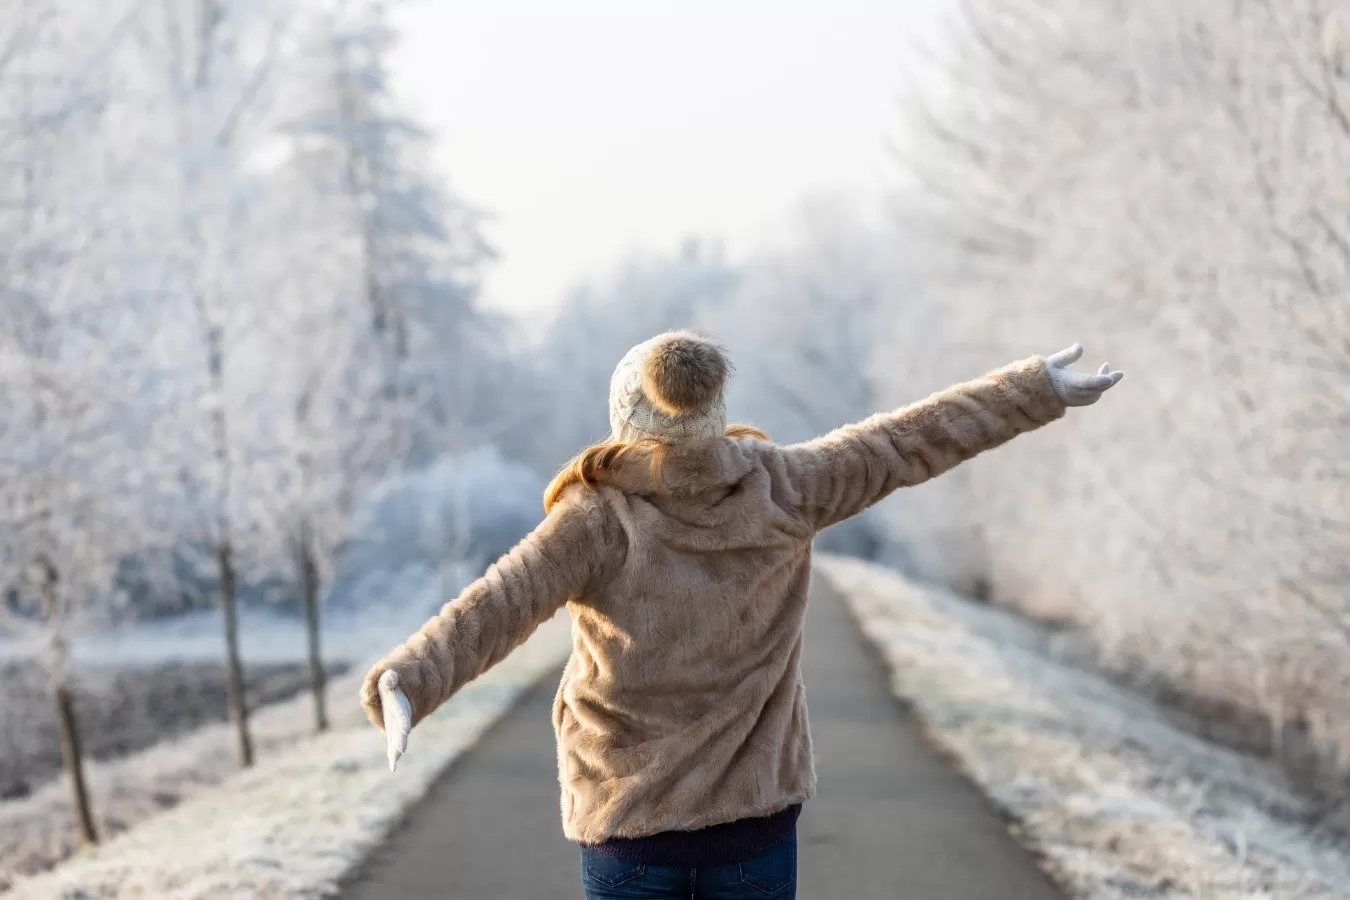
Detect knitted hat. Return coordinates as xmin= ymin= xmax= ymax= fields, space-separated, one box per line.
xmin=608 ymin=330 xmax=730 ymax=443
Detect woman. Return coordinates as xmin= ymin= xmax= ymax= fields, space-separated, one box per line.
xmin=361 ymin=331 xmax=1122 ymax=899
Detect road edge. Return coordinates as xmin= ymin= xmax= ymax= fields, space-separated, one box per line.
xmin=816 ymin=553 xmax=1350 ymax=900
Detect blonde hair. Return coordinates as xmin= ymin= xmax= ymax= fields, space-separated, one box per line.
xmin=543 ymin=424 xmax=770 ymax=513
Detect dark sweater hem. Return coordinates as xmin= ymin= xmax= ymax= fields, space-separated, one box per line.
xmin=578 ymin=804 xmax=802 ymax=868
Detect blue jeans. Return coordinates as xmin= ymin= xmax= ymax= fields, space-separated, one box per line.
xmin=580 ymin=833 xmax=796 ymax=899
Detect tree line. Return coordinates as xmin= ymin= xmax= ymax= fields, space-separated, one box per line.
xmin=0 ymin=0 xmax=505 ymax=845
xmin=883 ymin=0 xmax=1350 ymax=807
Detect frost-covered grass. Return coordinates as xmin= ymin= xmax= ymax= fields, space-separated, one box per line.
xmin=0 ymin=565 xmax=463 ymax=888
xmin=817 ymin=554 xmax=1350 ymax=900
xmin=2 ymin=611 xmax=571 ymax=900
xmin=18 ymin=553 xmax=1343 ymax=900
xmin=0 ymin=660 xmax=341 ymax=804
xmin=0 ymin=659 xmax=356 ymax=891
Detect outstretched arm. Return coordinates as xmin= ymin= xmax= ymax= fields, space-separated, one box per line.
xmin=779 ymin=344 xmax=1121 ymax=531
xmin=361 ymin=494 xmax=613 ymax=768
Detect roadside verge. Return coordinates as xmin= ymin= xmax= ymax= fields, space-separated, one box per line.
xmin=3 ymin=613 xmax=572 ymax=900
xmin=817 ymin=554 xmax=1350 ymax=899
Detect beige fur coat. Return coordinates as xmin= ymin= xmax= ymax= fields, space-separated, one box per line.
xmin=360 ymin=355 xmax=1067 ymax=844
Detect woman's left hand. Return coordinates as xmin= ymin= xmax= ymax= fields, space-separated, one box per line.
xmin=1045 ymin=344 xmax=1124 ymax=406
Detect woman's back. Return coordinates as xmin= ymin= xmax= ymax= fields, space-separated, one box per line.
xmin=360 ymin=330 xmax=1122 ymax=899
xmin=554 ymin=434 xmax=820 ymax=844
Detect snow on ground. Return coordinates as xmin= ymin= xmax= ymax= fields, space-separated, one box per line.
xmin=816 ymin=554 xmax=1350 ymax=899
xmin=0 ymin=569 xmax=458 ymax=890
xmin=1 ymin=659 xmax=344 ymax=803
xmin=15 ymin=552 xmax=1346 ymax=899
xmin=2 ymin=611 xmax=572 ymax=900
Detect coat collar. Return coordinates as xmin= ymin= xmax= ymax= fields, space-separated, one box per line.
xmin=592 ymin=436 xmax=759 ymax=498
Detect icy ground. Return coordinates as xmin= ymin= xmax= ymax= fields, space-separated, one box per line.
xmin=1 ymin=611 xmax=572 ymax=899
xmin=0 ymin=659 xmax=344 ymax=802
xmin=818 ymin=554 xmax=1350 ymax=899
xmin=10 ymin=555 xmax=1349 ymax=899
xmin=0 ymin=565 xmax=463 ymax=889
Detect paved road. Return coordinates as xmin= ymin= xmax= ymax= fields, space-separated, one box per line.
xmin=344 ymin=576 xmax=1063 ymax=899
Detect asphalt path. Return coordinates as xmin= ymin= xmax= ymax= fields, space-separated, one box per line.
xmin=344 ymin=575 xmax=1063 ymax=899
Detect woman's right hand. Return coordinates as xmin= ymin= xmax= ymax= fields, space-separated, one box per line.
xmin=361 ymin=665 xmax=414 ymax=772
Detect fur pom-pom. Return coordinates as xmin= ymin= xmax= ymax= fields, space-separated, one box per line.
xmin=641 ymin=331 xmax=730 ymax=416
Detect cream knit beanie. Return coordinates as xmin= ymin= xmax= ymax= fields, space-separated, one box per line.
xmin=608 ymin=330 xmax=730 ymax=443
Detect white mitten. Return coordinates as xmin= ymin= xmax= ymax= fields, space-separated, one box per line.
xmin=1045 ymin=344 xmax=1123 ymax=407
xmin=378 ymin=669 xmax=414 ymax=772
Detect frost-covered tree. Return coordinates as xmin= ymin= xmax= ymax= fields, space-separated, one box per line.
xmin=297 ymin=0 xmax=498 ymax=469
xmin=0 ymin=0 xmax=165 ymax=844
xmin=241 ymin=0 xmax=499 ymax=729
xmin=246 ymin=163 xmax=389 ymax=731
xmin=898 ymin=0 xmax=1350 ymax=796
xmin=124 ymin=0 xmax=302 ymax=769
xmin=0 ymin=0 xmax=503 ymax=810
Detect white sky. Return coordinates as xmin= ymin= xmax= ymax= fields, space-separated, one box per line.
xmin=389 ymin=1 xmax=945 ymax=317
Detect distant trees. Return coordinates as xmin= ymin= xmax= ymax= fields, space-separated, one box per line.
xmin=296 ymin=0 xmax=497 ymax=468
xmin=513 ymin=238 xmax=740 ymax=473
xmin=704 ymin=195 xmax=903 ymax=557
xmin=706 ymin=195 xmax=891 ymax=443
xmin=520 ymin=201 xmax=900 ymax=557
xmin=891 ymin=0 xmax=1350 ymax=794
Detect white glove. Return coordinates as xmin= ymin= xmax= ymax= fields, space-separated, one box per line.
xmin=1045 ymin=344 xmax=1123 ymax=407
xmin=378 ymin=669 xmax=414 ymax=772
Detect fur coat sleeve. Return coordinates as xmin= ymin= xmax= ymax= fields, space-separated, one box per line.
xmin=360 ymin=492 xmax=612 ymax=729
xmin=778 ymin=355 xmax=1067 ymax=531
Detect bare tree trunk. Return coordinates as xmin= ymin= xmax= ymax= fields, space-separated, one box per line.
xmin=195 ymin=300 xmax=253 ymax=768
xmin=53 ymin=683 xmax=98 ymax=845
xmin=298 ymin=517 xmax=327 ymax=732
xmin=217 ymin=539 xmax=253 ymax=767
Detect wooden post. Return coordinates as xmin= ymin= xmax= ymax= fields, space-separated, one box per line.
xmin=53 ymin=684 xmax=98 ymax=845
xmin=299 ymin=520 xmax=327 ymax=732
xmin=218 ymin=540 xmax=254 ymax=767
